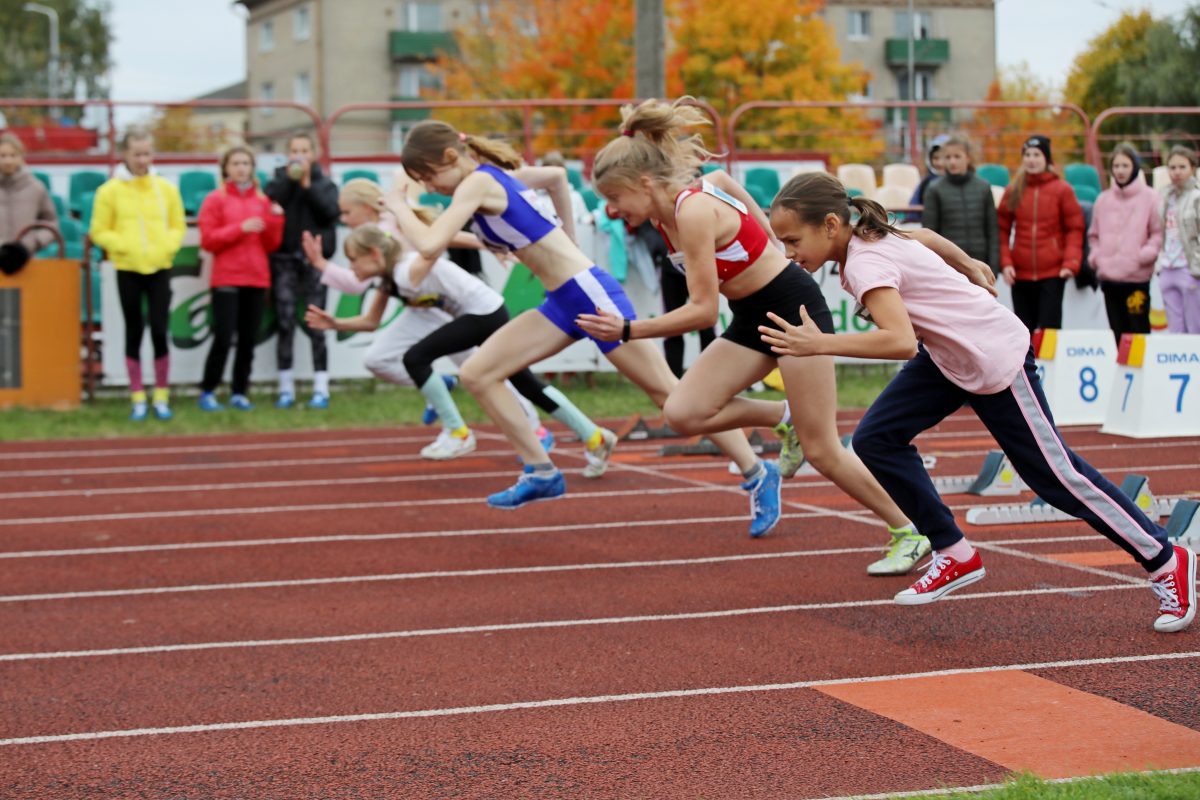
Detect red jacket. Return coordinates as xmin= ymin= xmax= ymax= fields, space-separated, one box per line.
xmin=997 ymin=171 xmax=1085 ymax=281
xmin=198 ymin=183 xmax=285 ymax=288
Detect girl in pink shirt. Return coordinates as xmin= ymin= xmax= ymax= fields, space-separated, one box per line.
xmin=760 ymin=172 xmax=1193 ymax=633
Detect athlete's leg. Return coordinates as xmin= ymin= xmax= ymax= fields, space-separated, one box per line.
xmin=661 ymin=339 xmax=785 ymax=435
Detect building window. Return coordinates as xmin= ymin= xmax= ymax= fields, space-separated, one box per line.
xmin=259 ymin=19 xmax=274 ymax=53
xmin=260 ymin=81 xmax=275 ymax=116
xmin=847 ymin=10 xmax=871 ymax=40
xmin=294 ymin=4 xmax=312 ymax=41
xmin=294 ymin=71 xmax=311 ymax=105
xmin=396 ymin=64 xmax=440 ymax=98
xmin=895 ymin=10 xmax=933 ymax=39
xmin=897 ymin=70 xmax=934 ymax=101
xmin=402 ymin=1 xmax=443 ymax=32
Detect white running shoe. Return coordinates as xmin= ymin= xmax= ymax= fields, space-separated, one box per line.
xmin=420 ymin=429 xmax=477 ymax=460
xmin=581 ymin=428 xmax=618 ymax=478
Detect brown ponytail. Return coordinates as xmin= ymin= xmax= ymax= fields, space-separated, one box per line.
xmin=772 ymin=172 xmax=907 ymax=242
xmin=400 ymin=120 xmax=522 ymax=180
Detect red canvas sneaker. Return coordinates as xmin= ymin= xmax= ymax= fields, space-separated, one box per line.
xmin=1152 ymin=545 xmax=1196 ymax=633
xmin=894 ymin=550 xmax=986 ymax=606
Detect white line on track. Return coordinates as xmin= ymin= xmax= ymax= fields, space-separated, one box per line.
xmin=974 ymin=540 xmax=1146 ymax=585
xmin=3 ymin=649 xmax=1195 ymax=746
xmin=0 ymin=583 xmax=1138 ymax=663
xmin=0 ymin=434 xmax=439 ymax=461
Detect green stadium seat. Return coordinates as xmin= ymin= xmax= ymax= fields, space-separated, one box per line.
xmin=847 ymin=187 xmax=864 ymax=198
xmin=700 ymin=163 xmax=722 ymax=175
xmin=1064 ymin=163 xmax=1102 ymax=192
xmin=419 ymin=191 xmax=453 ymax=210
xmin=179 ymin=170 xmax=218 ymax=216
xmin=580 ymin=187 xmax=601 ymax=213
xmin=976 ymin=163 xmax=1010 ymax=188
xmin=51 ymin=194 xmax=66 ymax=221
xmin=1072 ymin=183 xmax=1100 ymax=204
xmin=80 ymin=190 xmax=97 ymax=230
xmin=744 ymin=167 xmax=781 ymax=203
xmin=341 ymin=168 xmax=380 ymax=185
xmin=566 ymin=167 xmax=584 ymax=192
xmin=256 ymin=169 xmax=270 ymax=188
xmin=68 ymin=170 xmax=106 ymax=218
xmin=32 ymin=171 xmax=52 ymax=193
xmin=746 ymin=183 xmax=774 ymax=210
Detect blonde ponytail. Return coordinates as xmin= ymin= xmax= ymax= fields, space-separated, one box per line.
xmin=592 ymin=97 xmax=717 ymax=192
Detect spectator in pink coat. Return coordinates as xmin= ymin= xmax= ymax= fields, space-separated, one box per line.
xmin=1087 ymin=143 xmax=1163 ymax=342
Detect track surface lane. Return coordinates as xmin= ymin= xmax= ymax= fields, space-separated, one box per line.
xmin=2 ymin=420 xmax=1197 ymax=798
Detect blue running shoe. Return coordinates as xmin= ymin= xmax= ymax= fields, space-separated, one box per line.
xmin=421 ymin=375 xmax=458 ymax=425
xmin=487 ymin=466 xmax=566 ymax=509
xmin=129 ymin=402 xmax=149 ymax=422
xmin=276 ymin=392 xmax=295 ymax=409
xmin=742 ymin=460 xmax=781 ymax=538
xmin=229 ymin=394 xmax=253 ymax=411
xmin=198 ymin=392 xmax=223 ymax=412
xmin=152 ymin=402 xmax=173 ymax=421
xmin=308 ymin=392 xmax=330 ymax=410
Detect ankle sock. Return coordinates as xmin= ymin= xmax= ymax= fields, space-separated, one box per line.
xmin=940 ymin=539 xmax=975 ymax=563
xmin=530 ymin=462 xmax=557 ymax=474
xmin=450 ymin=425 xmax=470 ymax=439
xmin=151 ymin=387 xmax=169 ymax=405
xmin=1150 ymin=553 xmax=1178 ymax=581
xmin=278 ymin=369 xmax=295 ymax=396
xmin=313 ymin=370 xmax=330 ymax=395
xmin=741 ymin=459 xmax=766 ymax=483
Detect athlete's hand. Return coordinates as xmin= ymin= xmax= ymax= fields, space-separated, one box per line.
xmin=304 ymin=304 xmax=336 ymax=331
xmin=301 ymin=231 xmax=327 ymax=271
xmin=759 ymin=306 xmax=825 ymax=357
xmin=967 ymin=258 xmax=999 ymax=297
xmin=575 ymin=306 xmax=624 ymax=342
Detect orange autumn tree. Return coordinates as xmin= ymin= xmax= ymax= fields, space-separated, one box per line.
xmin=431 ymin=0 xmax=879 ymax=165
xmin=960 ymin=63 xmax=1087 ymax=170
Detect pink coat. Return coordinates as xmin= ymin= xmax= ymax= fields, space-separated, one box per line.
xmin=1087 ymin=179 xmax=1163 ymax=284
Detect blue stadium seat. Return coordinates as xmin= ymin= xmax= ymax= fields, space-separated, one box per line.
xmin=976 ymin=163 xmax=1010 ymax=188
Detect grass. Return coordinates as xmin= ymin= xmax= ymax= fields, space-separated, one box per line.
xmin=0 ymin=364 xmax=899 ymax=442
xmin=901 ymin=771 xmax=1200 ymax=799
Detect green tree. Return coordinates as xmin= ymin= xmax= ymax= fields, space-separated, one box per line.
xmin=0 ymin=0 xmax=113 ymax=124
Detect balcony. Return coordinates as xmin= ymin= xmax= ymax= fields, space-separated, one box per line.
xmin=390 ymin=97 xmax=431 ymax=123
xmin=884 ymin=38 xmax=950 ymax=67
xmin=390 ymin=30 xmax=457 ymax=61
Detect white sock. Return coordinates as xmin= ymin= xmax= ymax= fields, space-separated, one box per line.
xmin=940 ymin=539 xmax=975 ymax=563
xmin=313 ymin=371 xmax=330 ymax=395
xmin=278 ymin=369 xmax=295 ymax=395
xmin=1150 ymin=553 xmax=1178 ymax=581
xmin=779 ymin=400 xmax=791 ymax=426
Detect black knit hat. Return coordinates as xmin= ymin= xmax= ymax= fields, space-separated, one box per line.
xmin=1023 ymin=135 xmax=1052 ymax=164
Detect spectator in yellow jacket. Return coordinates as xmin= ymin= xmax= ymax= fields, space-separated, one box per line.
xmin=89 ymin=128 xmax=186 ymax=421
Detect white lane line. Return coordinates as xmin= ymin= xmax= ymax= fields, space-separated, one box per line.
xmin=974 ymin=540 xmax=1147 ymax=585
xmin=0 ymin=434 xmax=439 ymax=461
xmin=0 ymin=547 xmax=887 ymax=603
xmin=0 ymin=485 xmax=744 ymax=526
xmin=3 ymin=649 xmax=1195 ymax=747
xmin=0 ymin=583 xmax=1138 ymax=663
xmin=0 ymin=512 xmax=836 ymax=559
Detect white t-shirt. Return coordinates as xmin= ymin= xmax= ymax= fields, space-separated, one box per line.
xmin=387 ymin=252 xmax=502 ymax=319
xmin=842 ymin=234 xmax=1030 ymax=395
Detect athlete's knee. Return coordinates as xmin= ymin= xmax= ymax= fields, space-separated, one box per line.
xmin=458 ymin=354 xmax=496 ymax=395
xmin=662 ymin=394 xmax=707 ymax=435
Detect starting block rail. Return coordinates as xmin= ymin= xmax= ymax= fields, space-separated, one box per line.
xmin=966 ymin=474 xmax=1190 ymax=526
xmin=659 ymin=429 xmax=780 ymax=457
xmin=933 ymin=450 xmax=1026 ymax=496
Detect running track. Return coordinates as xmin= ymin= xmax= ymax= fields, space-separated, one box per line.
xmin=1 ymin=412 xmax=1198 ymax=799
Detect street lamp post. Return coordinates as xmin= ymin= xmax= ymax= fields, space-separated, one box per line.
xmin=23 ymin=2 xmax=60 ymax=119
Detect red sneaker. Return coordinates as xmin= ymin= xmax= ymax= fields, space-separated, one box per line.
xmin=1152 ymin=545 xmax=1196 ymax=633
xmin=894 ymin=550 xmax=986 ymax=605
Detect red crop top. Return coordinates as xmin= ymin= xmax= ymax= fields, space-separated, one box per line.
xmin=655 ymin=180 xmax=770 ymax=283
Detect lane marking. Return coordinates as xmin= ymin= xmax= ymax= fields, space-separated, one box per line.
xmin=0 ymin=584 xmax=1138 ymax=663
xmin=817 ymin=670 xmax=1200 ymax=778
xmin=975 ymin=540 xmax=1145 ymax=586
xmin=0 ymin=434 xmax=437 ymax=461
xmin=2 ymin=650 xmax=1196 ymax=747
xmin=1045 ymin=551 xmax=1139 ymax=567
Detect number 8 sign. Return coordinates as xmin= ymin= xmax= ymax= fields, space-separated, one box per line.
xmin=1032 ymin=329 xmax=1116 ymax=426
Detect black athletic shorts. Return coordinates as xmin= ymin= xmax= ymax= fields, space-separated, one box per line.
xmin=721 ymin=261 xmax=835 ymax=356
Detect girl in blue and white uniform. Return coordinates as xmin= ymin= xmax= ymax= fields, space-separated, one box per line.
xmin=388 ymin=120 xmax=781 ymax=532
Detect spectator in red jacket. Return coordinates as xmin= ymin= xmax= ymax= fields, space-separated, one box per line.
xmin=196 ymin=145 xmax=284 ymax=410
xmin=998 ymin=135 xmax=1085 ymax=331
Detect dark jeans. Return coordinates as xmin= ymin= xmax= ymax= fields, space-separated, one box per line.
xmin=660 ymin=265 xmax=714 ymax=377
xmin=201 ymin=286 xmax=266 ymax=395
xmin=1011 ymin=277 xmax=1066 ymax=332
xmin=270 ymin=253 xmax=328 ymax=371
xmin=852 ymin=347 xmax=1172 ymax=572
xmin=116 ymin=269 xmax=172 ymax=360
xmin=1100 ymin=280 xmax=1151 ymax=343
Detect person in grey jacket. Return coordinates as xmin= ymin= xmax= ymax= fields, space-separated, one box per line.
xmin=0 ymin=133 xmax=58 ymax=274
xmin=920 ymin=134 xmax=999 ymax=274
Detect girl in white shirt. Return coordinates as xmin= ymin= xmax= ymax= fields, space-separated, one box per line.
xmin=761 ymin=172 xmax=1193 ymax=633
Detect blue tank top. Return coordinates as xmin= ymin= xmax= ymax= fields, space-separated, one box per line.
xmin=469 ymin=164 xmax=561 ymax=252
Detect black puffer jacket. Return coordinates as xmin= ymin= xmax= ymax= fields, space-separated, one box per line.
xmin=921 ymin=168 xmax=1000 ymax=274
xmin=265 ymin=162 xmax=340 ymax=259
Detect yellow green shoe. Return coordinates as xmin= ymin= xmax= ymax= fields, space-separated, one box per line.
xmin=866 ymin=527 xmax=931 ymax=576
xmin=773 ymin=422 xmax=804 ymax=479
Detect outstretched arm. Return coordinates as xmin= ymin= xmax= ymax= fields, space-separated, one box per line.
xmin=304 ymin=290 xmax=388 ymax=333
xmin=907 ymin=227 xmax=997 ymax=296
xmin=386 ymin=171 xmax=488 ymax=261
xmin=758 ymin=287 xmax=918 ymax=361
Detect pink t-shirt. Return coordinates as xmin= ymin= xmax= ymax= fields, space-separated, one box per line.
xmin=842 ymin=234 xmax=1030 ymax=394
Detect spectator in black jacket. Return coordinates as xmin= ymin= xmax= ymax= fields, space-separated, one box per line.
xmin=265 ymin=131 xmax=340 ymax=408
xmin=920 ymin=134 xmax=1000 ymax=274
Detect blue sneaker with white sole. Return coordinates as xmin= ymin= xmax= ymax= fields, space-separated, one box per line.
xmin=487 ymin=465 xmax=566 ymax=509
xmin=276 ymin=392 xmax=295 ymax=409
xmin=198 ymin=392 xmax=223 ymax=412
xmin=742 ymin=460 xmax=781 ymax=538
xmin=308 ymin=392 xmax=330 ymax=410
xmin=229 ymin=394 xmax=253 ymax=411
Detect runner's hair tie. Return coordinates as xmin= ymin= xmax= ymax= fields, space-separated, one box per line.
xmin=458 ymin=132 xmax=468 ymax=142
xmin=622 ymin=129 xmax=635 ymax=137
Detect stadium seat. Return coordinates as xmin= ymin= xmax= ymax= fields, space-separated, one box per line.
xmin=1064 ymin=163 xmax=1102 ymax=193
xmin=341 ymin=168 xmax=380 ymax=185
xmin=68 ymin=170 xmax=106 ymax=218
xmin=80 ymin=190 xmax=97 ymax=230
xmin=745 ymin=182 xmax=774 ymax=210
xmin=51 ymin=194 xmax=66 ymax=221
xmin=419 ymin=191 xmax=453 ymax=210
xmin=580 ymin=187 xmax=601 ymax=213
xmin=790 ymin=163 xmax=827 ymax=178
xmin=881 ymin=163 xmax=921 ymax=195
xmin=257 ymin=169 xmax=270 ymax=188
xmin=847 ymin=187 xmax=864 ymax=198
xmin=566 ymin=168 xmax=584 ymax=192
xmin=1153 ymin=165 xmax=1170 ymax=191
xmin=700 ymin=163 xmax=722 ymax=175
xmin=837 ymin=163 xmax=877 ymax=199
xmin=32 ymin=171 xmax=52 ymax=193
xmin=35 ymin=216 xmax=84 ymax=261
xmin=976 ymin=163 xmax=1010 ymax=188
xmin=179 ymin=170 xmax=218 ymax=217
xmin=744 ymin=167 xmax=781 ymax=204
xmin=1072 ymin=183 xmax=1100 ymax=204
xmin=874 ymin=184 xmax=913 ymax=211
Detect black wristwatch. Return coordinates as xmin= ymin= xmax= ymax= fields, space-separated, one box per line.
xmin=621 ymin=319 xmax=632 ymax=341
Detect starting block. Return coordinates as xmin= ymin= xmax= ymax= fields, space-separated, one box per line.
xmin=1166 ymin=500 xmax=1200 ymax=553
xmin=933 ymin=450 xmax=1026 ymax=496
xmin=659 ymin=429 xmax=781 ymax=457
xmin=616 ymin=414 xmax=678 ymax=441
xmin=1033 ymin=328 xmax=1116 ymax=426
xmin=1101 ymin=333 xmax=1200 ymax=438
xmin=965 ymin=473 xmax=1184 ymax=526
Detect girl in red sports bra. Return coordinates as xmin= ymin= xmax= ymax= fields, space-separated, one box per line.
xmin=578 ymin=98 xmax=929 ymax=573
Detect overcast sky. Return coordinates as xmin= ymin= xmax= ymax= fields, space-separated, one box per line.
xmin=104 ymin=0 xmax=1198 ymax=105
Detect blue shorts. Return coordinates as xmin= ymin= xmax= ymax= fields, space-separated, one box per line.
xmin=537 ymin=266 xmax=637 ymax=354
